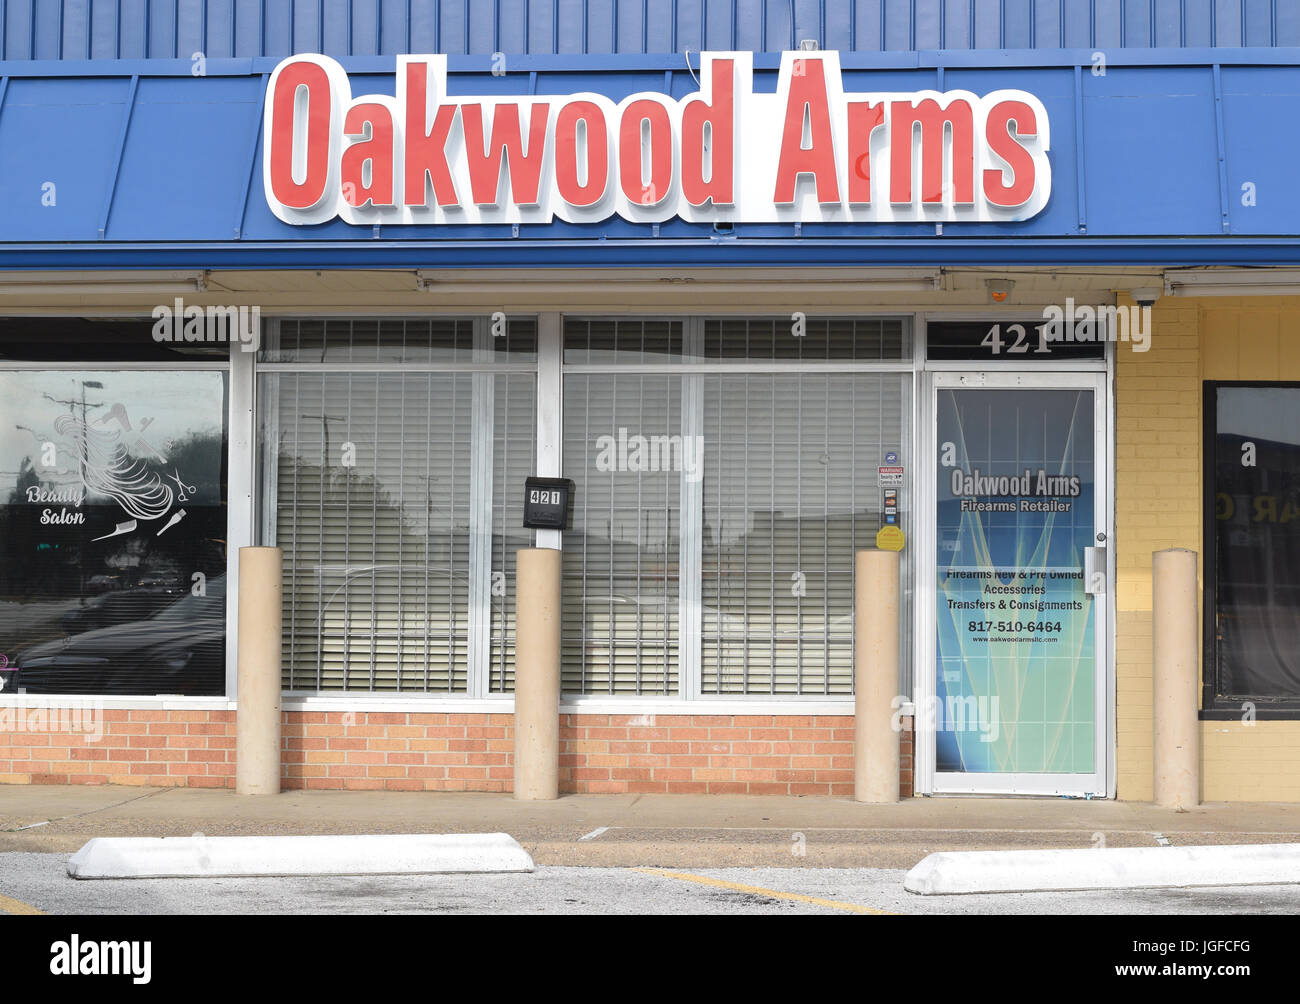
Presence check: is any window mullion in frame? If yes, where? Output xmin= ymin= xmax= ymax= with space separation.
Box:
xmin=468 ymin=319 xmax=496 ymax=700
xmin=679 ymin=317 xmax=705 ymax=701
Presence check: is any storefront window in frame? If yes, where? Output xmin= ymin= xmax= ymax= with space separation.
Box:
xmin=1206 ymin=383 xmax=1300 ymax=710
xmin=0 ymin=365 xmax=229 ymax=695
xmin=562 ymin=370 xmax=682 ymax=695
xmin=700 ymin=372 xmax=905 ymax=694
xmin=561 ymin=316 xmax=910 ymax=698
xmin=260 ymin=318 xmax=535 ymax=694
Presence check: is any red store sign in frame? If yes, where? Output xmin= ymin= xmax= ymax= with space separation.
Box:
xmin=263 ymin=50 xmax=1052 ymax=226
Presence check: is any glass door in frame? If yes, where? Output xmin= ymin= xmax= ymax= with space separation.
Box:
xmin=924 ymin=371 xmax=1109 ymax=795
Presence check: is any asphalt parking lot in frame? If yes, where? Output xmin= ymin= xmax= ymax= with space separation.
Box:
xmin=2 ymin=853 xmax=1299 ymax=915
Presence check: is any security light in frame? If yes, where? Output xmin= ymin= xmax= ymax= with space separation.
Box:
xmin=984 ymin=278 xmax=1016 ymax=303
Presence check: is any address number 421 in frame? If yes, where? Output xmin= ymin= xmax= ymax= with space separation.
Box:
xmin=981 ymin=323 xmax=1052 ymax=355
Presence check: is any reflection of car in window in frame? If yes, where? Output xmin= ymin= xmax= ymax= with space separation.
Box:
xmin=14 ymin=576 xmax=226 ymax=695
xmin=60 ymin=586 xmax=187 ymax=634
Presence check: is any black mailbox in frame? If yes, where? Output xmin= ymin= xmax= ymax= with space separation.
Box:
xmin=523 ymin=476 xmax=574 ymax=530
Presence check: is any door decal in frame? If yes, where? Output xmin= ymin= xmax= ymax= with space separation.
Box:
xmin=935 ymin=389 xmax=1096 ymax=774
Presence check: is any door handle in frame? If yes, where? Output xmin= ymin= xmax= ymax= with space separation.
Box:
xmin=1084 ymin=546 xmax=1106 ymax=595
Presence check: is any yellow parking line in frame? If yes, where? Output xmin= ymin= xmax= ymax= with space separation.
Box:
xmin=0 ymin=893 xmax=44 ymax=916
xmin=632 ymin=867 xmax=896 ymax=915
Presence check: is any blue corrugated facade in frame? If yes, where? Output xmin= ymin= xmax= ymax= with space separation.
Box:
xmin=0 ymin=1 xmax=1297 ymax=266
xmin=4 ymin=0 xmax=1299 ymax=59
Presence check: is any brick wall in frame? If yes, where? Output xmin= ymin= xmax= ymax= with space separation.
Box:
xmin=0 ymin=709 xmax=235 ymax=787
xmin=561 ymin=714 xmax=914 ymax=797
xmin=0 ymin=709 xmax=915 ymax=797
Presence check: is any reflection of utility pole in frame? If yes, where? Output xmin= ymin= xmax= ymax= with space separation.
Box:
xmin=412 ymin=472 xmax=443 ymax=536
xmin=14 ymin=424 xmax=46 ymax=484
xmin=412 ymin=474 xmax=440 ymax=506
xmin=301 ymin=413 xmax=345 ymax=470
xmin=42 ymin=380 xmax=104 ymax=605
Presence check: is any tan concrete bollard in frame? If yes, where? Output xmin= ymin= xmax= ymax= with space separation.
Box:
xmin=855 ymin=549 xmax=901 ymax=803
xmin=236 ymin=546 xmax=283 ymax=795
xmin=514 ymin=548 xmax=562 ymax=800
xmin=1153 ymin=548 xmax=1200 ymax=809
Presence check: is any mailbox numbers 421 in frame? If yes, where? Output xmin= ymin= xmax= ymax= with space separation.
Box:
xmin=529 ymin=489 xmax=563 ymax=505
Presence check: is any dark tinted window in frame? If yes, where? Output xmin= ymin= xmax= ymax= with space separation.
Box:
xmin=1208 ymin=384 xmax=1300 ymax=705
xmin=0 ymin=317 xmax=231 ymax=361
xmin=0 ymin=370 xmax=228 ymax=695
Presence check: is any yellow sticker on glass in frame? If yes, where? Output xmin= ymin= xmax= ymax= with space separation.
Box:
xmin=876 ymin=525 xmax=905 ymax=551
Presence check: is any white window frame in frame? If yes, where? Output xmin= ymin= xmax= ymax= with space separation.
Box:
xmin=557 ymin=312 xmax=916 ymax=710
xmin=255 ymin=314 xmax=538 ymax=704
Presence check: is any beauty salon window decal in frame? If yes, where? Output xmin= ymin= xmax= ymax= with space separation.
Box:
xmin=0 ymin=371 xmax=228 ymax=696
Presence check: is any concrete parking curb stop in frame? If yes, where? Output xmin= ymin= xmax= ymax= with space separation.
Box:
xmin=904 ymin=842 xmax=1300 ymax=895
xmin=66 ymin=832 xmax=535 ymax=879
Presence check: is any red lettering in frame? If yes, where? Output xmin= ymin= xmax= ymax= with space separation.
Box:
xmin=619 ymin=99 xmax=673 ymax=205
xmin=681 ymin=58 xmax=735 ymax=206
xmin=340 ymin=102 xmax=395 ymax=207
xmin=983 ymin=100 xmax=1038 ymax=208
xmin=403 ymin=61 xmax=458 ymax=207
xmin=268 ymin=59 xmax=333 ymax=209
xmin=773 ymin=59 xmax=840 ymax=204
xmin=846 ymin=101 xmax=885 ymax=204
xmin=890 ymin=98 xmax=974 ymax=204
xmin=555 ymin=100 xmax=609 ymax=207
xmin=461 ymin=101 xmax=551 ymax=207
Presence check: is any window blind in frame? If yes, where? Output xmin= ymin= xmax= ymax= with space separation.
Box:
xmin=702 ymin=317 xmax=909 ymax=361
xmin=265 ymin=317 xmax=536 ymax=364
xmin=560 ymin=316 xmax=909 ymax=699
xmin=271 ymin=371 xmax=474 ymax=691
xmin=262 ymin=318 xmax=536 ymax=695
xmin=561 ymin=370 xmax=682 ymax=695
xmin=700 ymin=372 xmax=905 ymax=694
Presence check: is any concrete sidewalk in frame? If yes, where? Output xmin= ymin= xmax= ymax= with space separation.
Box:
xmin=2 ymin=785 xmax=1297 ymax=868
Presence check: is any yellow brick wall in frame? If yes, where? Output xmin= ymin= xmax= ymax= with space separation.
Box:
xmin=1115 ymin=295 xmax=1300 ymax=801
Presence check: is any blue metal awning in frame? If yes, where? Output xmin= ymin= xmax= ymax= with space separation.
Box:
xmin=0 ymin=49 xmax=1298 ymax=267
